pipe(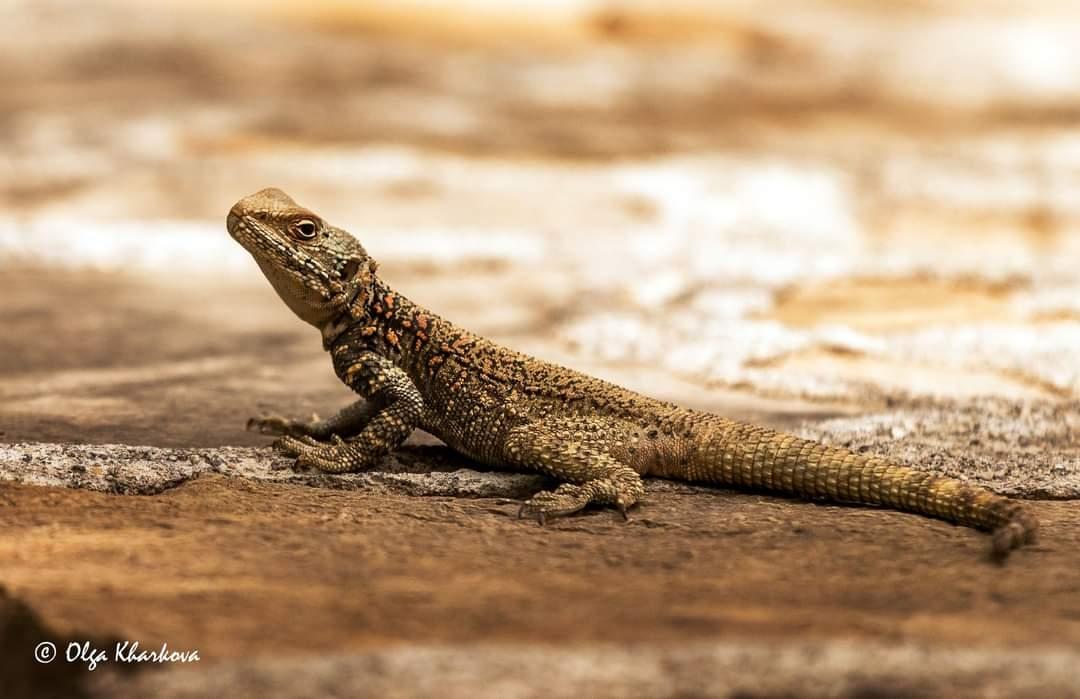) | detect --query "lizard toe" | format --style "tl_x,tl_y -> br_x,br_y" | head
517,484 -> 593,523
290,457 -> 314,472
251,413 -> 336,439
272,436 -> 300,456
273,433 -> 325,456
